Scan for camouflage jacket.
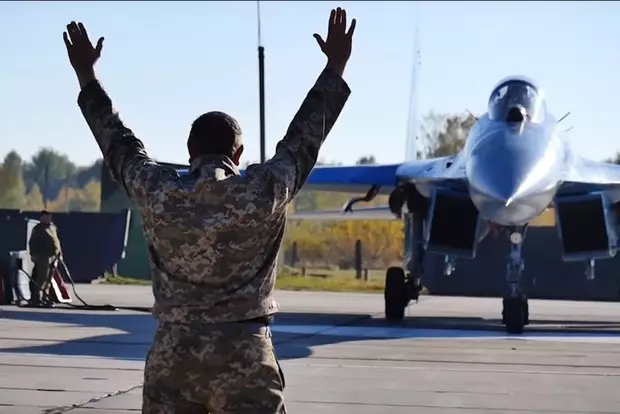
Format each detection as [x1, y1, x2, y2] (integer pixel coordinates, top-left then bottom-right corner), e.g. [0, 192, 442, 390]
[77, 67, 351, 324]
[29, 222, 62, 258]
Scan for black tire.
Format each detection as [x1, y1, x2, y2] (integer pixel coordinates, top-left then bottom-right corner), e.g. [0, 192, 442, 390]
[503, 297, 526, 334]
[385, 267, 407, 321]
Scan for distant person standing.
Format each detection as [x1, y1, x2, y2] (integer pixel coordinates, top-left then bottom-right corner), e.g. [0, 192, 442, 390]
[28, 210, 62, 307]
[61, 7, 355, 413]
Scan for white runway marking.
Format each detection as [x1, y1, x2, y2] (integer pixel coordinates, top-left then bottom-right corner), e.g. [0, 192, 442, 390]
[271, 324, 620, 343]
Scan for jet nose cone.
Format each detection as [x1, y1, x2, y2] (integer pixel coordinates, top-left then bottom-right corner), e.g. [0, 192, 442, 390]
[469, 142, 536, 203]
[466, 125, 563, 225]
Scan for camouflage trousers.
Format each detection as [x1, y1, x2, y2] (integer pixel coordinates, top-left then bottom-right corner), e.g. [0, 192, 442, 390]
[31, 256, 55, 304]
[142, 320, 286, 414]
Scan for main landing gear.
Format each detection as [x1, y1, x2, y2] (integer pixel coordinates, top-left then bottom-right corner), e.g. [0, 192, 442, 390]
[384, 212, 424, 322]
[501, 226, 530, 334]
[341, 185, 423, 321]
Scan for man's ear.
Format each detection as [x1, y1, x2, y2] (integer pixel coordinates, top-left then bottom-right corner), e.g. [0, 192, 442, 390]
[232, 145, 244, 166]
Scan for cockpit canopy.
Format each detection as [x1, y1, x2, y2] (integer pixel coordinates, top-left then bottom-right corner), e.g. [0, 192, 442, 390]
[488, 77, 546, 123]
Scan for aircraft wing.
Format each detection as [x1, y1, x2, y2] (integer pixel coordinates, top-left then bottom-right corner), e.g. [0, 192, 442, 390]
[394, 154, 467, 183]
[288, 156, 468, 222]
[302, 163, 403, 194]
[558, 156, 620, 195]
[302, 155, 466, 194]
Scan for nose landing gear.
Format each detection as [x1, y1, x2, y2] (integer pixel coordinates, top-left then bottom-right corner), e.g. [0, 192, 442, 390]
[501, 226, 529, 334]
[443, 256, 456, 276]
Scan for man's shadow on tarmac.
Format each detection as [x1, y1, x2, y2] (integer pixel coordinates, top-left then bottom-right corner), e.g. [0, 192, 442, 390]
[2, 307, 620, 362]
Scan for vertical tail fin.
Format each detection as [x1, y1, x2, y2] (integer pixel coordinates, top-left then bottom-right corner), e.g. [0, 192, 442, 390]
[405, 26, 422, 162]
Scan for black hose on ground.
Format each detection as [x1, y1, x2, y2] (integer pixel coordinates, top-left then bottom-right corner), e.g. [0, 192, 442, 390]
[13, 260, 151, 313]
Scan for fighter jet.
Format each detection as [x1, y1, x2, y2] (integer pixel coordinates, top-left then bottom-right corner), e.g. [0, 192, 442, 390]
[287, 72, 620, 335]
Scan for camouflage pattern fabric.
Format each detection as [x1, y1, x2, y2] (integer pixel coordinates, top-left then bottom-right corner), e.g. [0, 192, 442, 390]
[142, 321, 285, 413]
[76, 67, 350, 324]
[31, 256, 54, 304]
[76, 67, 350, 413]
[29, 222, 62, 258]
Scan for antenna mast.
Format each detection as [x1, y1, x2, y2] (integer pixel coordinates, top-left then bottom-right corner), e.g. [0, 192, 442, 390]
[405, 25, 421, 160]
[257, 1, 266, 163]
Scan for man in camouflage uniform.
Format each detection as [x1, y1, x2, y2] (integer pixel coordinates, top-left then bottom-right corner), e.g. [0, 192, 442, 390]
[62, 7, 356, 413]
[28, 210, 62, 307]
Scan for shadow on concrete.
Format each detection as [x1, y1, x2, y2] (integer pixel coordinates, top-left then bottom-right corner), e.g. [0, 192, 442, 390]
[1, 308, 620, 363]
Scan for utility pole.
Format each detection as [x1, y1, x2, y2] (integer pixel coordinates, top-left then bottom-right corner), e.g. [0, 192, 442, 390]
[64, 174, 70, 212]
[43, 163, 49, 210]
[257, 0, 266, 163]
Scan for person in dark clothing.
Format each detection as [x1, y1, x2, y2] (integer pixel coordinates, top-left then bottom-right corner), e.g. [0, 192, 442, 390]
[28, 210, 63, 307]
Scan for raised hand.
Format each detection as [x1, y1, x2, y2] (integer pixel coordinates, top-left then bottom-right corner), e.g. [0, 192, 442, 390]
[313, 7, 356, 75]
[63, 21, 104, 84]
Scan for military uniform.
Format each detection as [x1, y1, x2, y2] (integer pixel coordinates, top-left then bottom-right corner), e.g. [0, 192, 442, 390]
[76, 67, 350, 413]
[28, 222, 62, 305]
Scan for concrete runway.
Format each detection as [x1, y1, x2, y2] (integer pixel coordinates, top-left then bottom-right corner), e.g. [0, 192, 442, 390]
[1, 285, 620, 413]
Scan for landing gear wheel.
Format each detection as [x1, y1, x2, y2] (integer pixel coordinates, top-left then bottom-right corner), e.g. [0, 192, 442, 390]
[385, 267, 407, 321]
[502, 297, 528, 334]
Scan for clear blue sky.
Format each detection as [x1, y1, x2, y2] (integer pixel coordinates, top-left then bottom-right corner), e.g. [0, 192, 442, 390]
[1, 1, 619, 167]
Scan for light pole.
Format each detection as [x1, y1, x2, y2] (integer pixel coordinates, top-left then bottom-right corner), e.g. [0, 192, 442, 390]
[257, 1, 266, 164]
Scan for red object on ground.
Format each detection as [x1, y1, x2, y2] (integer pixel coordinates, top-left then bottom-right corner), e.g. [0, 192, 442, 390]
[50, 265, 72, 303]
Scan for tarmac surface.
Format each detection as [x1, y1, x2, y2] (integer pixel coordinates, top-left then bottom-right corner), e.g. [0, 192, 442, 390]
[1, 285, 620, 413]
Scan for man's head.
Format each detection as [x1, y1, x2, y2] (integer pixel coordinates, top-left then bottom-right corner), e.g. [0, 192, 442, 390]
[187, 111, 244, 166]
[40, 210, 52, 224]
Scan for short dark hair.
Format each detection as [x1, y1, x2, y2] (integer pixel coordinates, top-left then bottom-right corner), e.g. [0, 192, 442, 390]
[187, 111, 243, 161]
[41, 210, 50, 216]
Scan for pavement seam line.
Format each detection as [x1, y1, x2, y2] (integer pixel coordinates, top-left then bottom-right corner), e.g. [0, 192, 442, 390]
[41, 384, 142, 414]
[273, 312, 378, 347]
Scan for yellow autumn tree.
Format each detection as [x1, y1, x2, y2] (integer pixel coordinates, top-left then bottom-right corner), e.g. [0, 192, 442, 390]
[46, 179, 101, 212]
[323, 220, 404, 268]
[283, 221, 332, 265]
[78, 179, 101, 212]
[0, 151, 26, 209]
[282, 219, 404, 269]
[23, 183, 45, 211]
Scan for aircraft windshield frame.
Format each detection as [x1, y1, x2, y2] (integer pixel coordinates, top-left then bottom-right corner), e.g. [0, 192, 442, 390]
[488, 79, 546, 123]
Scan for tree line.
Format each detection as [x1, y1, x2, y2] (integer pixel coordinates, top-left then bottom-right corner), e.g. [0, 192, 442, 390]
[0, 148, 102, 213]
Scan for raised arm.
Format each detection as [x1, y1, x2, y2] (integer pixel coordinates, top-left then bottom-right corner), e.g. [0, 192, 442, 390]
[245, 8, 356, 208]
[62, 21, 169, 203]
